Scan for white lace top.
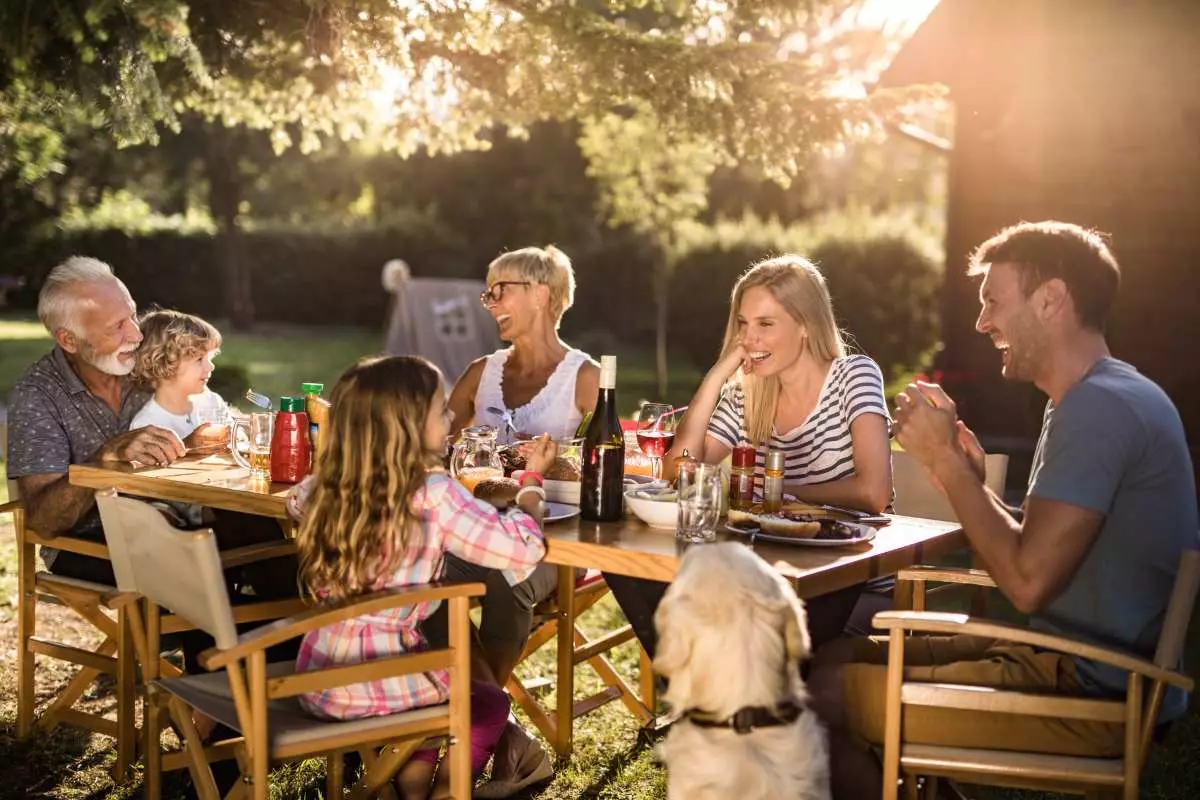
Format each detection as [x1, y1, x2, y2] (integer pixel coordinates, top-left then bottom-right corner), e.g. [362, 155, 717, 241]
[473, 348, 589, 443]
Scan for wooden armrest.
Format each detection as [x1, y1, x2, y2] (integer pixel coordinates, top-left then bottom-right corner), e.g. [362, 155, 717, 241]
[872, 611, 1194, 691]
[0, 498, 24, 515]
[25, 529, 109, 559]
[102, 590, 141, 610]
[897, 566, 997, 588]
[218, 540, 297, 569]
[200, 581, 487, 669]
[266, 650, 455, 700]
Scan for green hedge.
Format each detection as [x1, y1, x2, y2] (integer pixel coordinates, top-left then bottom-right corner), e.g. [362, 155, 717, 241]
[9, 209, 941, 383]
[666, 212, 942, 382]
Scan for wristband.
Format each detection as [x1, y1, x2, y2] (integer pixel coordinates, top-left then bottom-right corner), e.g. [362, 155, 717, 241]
[515, 485, 546, 504]
[512, 470, 545, 487]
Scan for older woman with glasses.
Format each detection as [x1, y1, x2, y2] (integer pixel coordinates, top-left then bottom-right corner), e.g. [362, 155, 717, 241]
[435, 245, 598, 797]
[450, 245, 599, 442]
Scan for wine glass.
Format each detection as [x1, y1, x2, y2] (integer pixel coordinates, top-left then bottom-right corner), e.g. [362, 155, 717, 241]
[635, 402, 677, 481]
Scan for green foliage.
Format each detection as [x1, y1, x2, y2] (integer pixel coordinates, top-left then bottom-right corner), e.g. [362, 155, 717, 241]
[58, 189, 216, 234]
[667, 208, 943, 381]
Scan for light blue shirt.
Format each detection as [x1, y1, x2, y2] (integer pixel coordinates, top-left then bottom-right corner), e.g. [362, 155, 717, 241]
[1027, 358, 1198, 722]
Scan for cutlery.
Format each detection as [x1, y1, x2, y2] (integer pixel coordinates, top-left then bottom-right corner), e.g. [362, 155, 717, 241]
[244, 388, 272, 410]
[485, 406, 519, 438]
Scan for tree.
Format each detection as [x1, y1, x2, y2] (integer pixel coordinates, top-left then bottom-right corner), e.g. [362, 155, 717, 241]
[1, 0, 920, 323]
[579, 101, 727, 396]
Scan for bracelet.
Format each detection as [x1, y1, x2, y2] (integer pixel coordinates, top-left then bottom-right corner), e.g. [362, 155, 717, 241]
[512, 470, 545, 488]
[515, 485, 546, 504]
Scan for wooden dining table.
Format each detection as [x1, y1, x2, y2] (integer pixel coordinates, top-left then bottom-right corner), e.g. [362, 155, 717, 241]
[69, 453, 965, 600]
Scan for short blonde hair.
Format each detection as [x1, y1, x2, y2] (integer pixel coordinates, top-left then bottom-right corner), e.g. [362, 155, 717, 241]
[720, 255, 847, 446]
[487, 245, 576, 326]
[132, 310, 222, 390]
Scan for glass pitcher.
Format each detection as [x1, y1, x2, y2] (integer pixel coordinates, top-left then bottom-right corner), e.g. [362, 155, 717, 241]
[451, 425, 504, 494]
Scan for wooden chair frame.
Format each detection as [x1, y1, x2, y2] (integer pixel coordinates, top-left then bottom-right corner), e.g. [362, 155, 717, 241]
[136, 582, 483, 800]
[505, 566, 656, 757]
[2, 489, 296, 784]
[877, 553, 1200, 800]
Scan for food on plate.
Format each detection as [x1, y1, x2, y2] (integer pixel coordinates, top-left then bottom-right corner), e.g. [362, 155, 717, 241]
[727, 503, 765, 525]
[473, 476, 520, 509]
[545, 455, 581, 482]
[632, 487, 678, 503]
[757, 512, 859, 540]
[499, 444, 582, 482]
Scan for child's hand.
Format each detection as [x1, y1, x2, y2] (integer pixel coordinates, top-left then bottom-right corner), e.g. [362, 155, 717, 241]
[185, 423, 229, 454]
[522, 434, 558, 476]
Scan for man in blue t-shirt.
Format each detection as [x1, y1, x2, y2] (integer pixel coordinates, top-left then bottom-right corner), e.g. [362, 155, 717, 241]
[811, 221, 1198, 798]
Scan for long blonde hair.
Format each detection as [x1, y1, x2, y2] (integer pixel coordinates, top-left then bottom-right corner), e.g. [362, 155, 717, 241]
[719, 256, 846, 446]
[297, 356, 443, 601]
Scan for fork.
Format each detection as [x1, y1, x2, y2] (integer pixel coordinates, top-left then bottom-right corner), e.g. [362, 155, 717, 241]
[244, 388, 272, 410]
[485, 406, 519, 438]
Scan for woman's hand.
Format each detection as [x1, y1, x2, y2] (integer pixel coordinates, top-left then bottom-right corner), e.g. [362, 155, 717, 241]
[522, 434, 558, 475]
[711, 342, 749, 382]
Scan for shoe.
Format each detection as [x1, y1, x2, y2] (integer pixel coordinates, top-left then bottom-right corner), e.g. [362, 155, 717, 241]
[474, 722, 554, 799]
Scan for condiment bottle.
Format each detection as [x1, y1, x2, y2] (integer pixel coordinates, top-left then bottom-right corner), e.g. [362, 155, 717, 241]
[270, 396, 312, 484]
[762, 448, 785, 513]
[728, 444, 756, 511]
[672, 448, 697, 491]
[301, 382, 330, 453]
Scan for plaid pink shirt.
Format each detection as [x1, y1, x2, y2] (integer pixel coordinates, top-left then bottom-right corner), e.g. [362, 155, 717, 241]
[294, 472, 545, 720]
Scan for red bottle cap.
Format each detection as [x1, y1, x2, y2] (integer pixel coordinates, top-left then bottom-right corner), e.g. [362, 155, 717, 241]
[732, 445, 756, 468]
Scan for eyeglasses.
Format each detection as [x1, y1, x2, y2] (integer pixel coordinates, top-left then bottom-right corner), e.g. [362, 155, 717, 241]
[480, 281, 531, 305]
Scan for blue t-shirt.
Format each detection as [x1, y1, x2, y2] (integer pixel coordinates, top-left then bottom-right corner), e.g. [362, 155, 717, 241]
[1027, 358, 1198, 722]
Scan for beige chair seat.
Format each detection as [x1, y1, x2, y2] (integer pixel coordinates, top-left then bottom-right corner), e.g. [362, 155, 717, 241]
[35, 570, 117, 595]
[156, 661, 449, 753]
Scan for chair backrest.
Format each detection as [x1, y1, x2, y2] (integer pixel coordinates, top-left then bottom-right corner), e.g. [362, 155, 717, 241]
[95, 489, 240, 649]
[891, 450, 1009, 522]
[1153, 549, 1200, 669]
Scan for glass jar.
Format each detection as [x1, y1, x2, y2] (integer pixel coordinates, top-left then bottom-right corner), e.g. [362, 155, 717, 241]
[762, 448, 786, 513]
[451, 425, 505, 493]
[728, 444, 756, 511]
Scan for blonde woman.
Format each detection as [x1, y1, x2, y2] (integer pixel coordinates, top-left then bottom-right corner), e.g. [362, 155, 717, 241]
[445, 245, 597, 796]
[449, 245, 599, 441]
[609, 256, 893, 659]
[667, 255, 892, 511]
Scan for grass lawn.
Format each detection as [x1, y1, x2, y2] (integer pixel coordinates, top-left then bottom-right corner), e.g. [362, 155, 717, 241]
[1, 315, 1197, 799]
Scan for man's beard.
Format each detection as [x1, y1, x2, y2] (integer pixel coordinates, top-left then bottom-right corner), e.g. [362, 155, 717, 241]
[79, 339, 138, 376]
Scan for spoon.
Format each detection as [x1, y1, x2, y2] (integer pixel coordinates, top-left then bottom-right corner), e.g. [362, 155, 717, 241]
[485, 406, 519, 438]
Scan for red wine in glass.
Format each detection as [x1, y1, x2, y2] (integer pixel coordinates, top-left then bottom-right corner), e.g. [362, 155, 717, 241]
[636, 429, 675, 458]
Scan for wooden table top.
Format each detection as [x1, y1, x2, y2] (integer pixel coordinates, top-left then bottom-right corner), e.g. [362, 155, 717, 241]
[70, 456, 965, 598]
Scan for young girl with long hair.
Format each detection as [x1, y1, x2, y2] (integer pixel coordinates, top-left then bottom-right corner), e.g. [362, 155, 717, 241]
[294, 355, 555, 800]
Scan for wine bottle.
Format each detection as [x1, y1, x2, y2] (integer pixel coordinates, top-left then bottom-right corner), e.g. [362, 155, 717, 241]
[580, 355, 624, 521]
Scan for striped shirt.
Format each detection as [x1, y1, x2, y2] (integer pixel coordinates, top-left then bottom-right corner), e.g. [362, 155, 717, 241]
[294, 471, 545, 720]
[706, 354, 890, 490]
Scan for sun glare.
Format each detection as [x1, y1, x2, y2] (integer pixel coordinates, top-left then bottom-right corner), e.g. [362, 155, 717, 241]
[856, 0, 939, 33]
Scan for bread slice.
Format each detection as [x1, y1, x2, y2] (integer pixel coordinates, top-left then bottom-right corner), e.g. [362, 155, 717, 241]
[757, 512, 822, 539]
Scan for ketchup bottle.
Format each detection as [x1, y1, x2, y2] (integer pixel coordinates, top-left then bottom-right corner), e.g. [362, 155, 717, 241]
[270, 396, 312, 484]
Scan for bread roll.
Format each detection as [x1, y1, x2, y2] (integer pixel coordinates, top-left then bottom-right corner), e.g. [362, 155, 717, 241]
[474, 476, 520, 509]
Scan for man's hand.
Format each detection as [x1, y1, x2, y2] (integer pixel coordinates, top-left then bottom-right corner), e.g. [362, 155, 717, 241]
[955, 420, 988, 483]
[184, 422, 229, 454]
[893, 381, 961, 472]
[99, 426, 186, 466]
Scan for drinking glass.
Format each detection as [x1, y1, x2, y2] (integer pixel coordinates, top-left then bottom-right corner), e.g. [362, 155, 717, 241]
[676, 462, 722, 543]
[635, 402, 676, 481]
[231, 412, 274, 479]
[190, 396, 231, 451]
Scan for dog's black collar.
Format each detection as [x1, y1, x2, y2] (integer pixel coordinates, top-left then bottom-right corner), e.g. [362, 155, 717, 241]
[682, 700, 804, 735]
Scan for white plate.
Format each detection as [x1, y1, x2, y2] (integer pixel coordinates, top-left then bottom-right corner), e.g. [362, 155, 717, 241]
[544, 501, 581, 523]
[724, 521, 876, 547]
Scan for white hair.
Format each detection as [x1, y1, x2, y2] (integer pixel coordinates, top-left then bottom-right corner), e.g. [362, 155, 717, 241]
[381, 259, 411, 293]
[37, 256, 124, 335]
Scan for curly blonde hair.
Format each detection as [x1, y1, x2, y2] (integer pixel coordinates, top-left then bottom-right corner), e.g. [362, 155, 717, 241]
[131, 310, 222, 390]
[297, 356, 444, 602]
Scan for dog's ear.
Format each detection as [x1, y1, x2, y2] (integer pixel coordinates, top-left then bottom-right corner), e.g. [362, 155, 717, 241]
[653, 590, 694, 679]
[777, 575, 812, 662]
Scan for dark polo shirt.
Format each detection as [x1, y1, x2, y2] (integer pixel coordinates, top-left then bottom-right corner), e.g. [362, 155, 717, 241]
[7, 347, 150, 560]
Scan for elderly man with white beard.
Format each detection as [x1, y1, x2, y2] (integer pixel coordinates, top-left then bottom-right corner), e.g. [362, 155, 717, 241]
[7, 257, 293, 604]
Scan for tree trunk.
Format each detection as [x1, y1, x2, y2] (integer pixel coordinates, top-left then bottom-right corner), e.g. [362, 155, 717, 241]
[653, 260, 671, 398]
[204, 125, 254, 330]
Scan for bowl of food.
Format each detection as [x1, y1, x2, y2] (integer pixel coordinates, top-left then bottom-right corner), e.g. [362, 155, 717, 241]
[501, 436, 584, 504]
[623, 486, 679, 530]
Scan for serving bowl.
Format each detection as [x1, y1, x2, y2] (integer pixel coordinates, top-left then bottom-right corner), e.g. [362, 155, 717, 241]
[624, 486, 679, 530]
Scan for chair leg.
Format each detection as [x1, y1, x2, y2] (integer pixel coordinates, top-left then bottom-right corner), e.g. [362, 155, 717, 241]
[326, 750, 344, 799]
[553, 565, 576, 757]
[348, 741, 421, 800]
[145, 686, 166, 800]
[112, 607, 138, 782]
[639, 643, 656, 713]
[16, 531, 36, 739]
[170, 696, 223, 800]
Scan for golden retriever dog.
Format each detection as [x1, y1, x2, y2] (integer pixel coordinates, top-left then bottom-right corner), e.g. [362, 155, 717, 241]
[654, 542, 831, 800]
